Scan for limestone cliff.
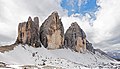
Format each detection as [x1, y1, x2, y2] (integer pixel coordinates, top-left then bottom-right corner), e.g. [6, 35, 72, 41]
[15, 17, 41, 47]
[39, 11, 64, 49]
[13, 11, 94, 53]
[64, 22, 86, 53]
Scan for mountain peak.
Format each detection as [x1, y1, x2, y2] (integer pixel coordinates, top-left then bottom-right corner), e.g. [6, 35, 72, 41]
[1, 11, 93, 53]
[51, 11, 58, 15]
[15, 16, 41, 47]
[28, 16, 32, 21]
[64, 22, 86, 53]
[40, 11, 64, 49]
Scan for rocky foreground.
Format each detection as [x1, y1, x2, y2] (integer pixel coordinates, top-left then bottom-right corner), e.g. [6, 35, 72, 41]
[0, 45, 120, 69]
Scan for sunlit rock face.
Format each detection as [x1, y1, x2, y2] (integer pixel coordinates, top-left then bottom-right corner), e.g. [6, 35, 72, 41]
[39, 11, 64, 49]
[64, 22, 86, 53]
[15, 17, 41, 47]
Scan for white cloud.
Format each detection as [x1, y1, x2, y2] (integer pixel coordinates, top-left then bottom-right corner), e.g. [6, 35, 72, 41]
[92, 0, 120, 50]
[0, 0, 66, 44]
[62, 0, 120, 51]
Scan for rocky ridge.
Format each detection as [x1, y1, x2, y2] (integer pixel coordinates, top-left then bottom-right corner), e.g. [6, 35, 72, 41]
[0, 11, 94, 53]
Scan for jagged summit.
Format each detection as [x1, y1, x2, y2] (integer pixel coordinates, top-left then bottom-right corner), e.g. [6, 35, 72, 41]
[51, 11, 58, 15]
[34, 17, 39, 24]
[15, 16, 41, 47]
[0, 11, 93, 54]
[0, 11, 95, 53]
[28, 16, 32, 21]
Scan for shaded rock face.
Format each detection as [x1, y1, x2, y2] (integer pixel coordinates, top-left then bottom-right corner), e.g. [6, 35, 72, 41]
[64, 22, 86, 53]
[16, 17, 41, 47]
[40, 11, 64, 49]
[86, 40, 95, 53]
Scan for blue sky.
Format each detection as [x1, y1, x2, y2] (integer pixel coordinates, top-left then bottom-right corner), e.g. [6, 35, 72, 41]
[60, 0, 100, 20]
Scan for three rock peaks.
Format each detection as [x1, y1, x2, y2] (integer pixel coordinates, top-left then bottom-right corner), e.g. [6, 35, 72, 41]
[15, 11, 94, 53]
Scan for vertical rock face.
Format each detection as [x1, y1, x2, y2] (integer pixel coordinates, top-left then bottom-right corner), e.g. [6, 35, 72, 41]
[16, 17, 41, 47]
[64, 22, 86, 53]
[86, 40, 95, 53]
[39, 11, 64, 49]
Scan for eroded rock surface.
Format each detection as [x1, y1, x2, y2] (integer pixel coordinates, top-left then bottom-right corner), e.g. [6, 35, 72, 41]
[15, 17, 41, 47]
[39, 11, 64, 49]
[64, 22, 86, 53]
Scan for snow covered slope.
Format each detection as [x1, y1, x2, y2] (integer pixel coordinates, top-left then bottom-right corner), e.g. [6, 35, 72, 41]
[107, 50, 120, 61]
[0, 45, 119, 69]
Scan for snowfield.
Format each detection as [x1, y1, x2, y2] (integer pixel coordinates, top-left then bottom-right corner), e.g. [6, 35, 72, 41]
[0, 44, 120, 69]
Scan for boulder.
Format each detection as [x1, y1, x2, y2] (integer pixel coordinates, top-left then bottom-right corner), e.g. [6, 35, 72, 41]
[64, 22, 86, 53]
[39, 11, 64, 49]
[0, 62, 6, 67]
[15, 16, 41, 47]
